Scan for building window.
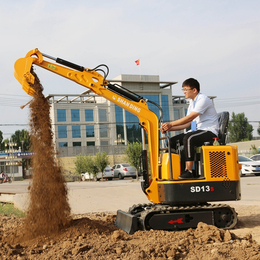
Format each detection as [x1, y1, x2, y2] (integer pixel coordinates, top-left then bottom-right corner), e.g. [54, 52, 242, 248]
[161, 95, 170, 122]
[59, 142, 68, 147]
[71, 109, 80, 122]
[99, 109, 107, 122]
[126, 121, 141, 143]
[72, 125, 81, 138]
[174, 108, 180, 120]
[58, 126, 67, 138]
[86, 125, 94, 137]
[115, 105, 124, 141]
[100, 125, 108, 137]
[85, 109, 94, 121]
[100, 141, 109, 146]
[125, 111, 141, 143]
[123, 94, 159, 143]
[174, 109, 181, 135]
[87, 141, 95, 146]
[57, 109, 66, 122]
[143, 94, 160, 117]
[5, 165, 18, 174]
[73, 142, 81, 147]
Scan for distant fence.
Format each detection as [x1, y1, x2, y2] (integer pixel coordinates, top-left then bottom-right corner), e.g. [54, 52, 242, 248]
[56, 144, 259, 158]
[57, 145, 126, 157]
[238, 151, 258, 158]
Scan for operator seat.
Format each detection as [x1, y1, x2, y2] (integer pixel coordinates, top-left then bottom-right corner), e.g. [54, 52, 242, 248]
[217, 111, 229, 145]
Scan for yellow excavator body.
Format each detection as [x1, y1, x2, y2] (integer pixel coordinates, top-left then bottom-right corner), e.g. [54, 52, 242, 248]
[14, 49, 241, 234]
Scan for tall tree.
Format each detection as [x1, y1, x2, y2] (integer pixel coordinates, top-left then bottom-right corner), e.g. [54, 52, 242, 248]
[124, 141, 142, 180]
[85, 155, 99, 179]
[228, 112, 253, 142]
[11, 129, 30, 152]
[74, 153, 88, 175]
[95, 152, 110, 181]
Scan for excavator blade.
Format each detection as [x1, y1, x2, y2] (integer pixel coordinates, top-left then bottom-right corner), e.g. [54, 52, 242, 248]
[14, 56, 36, 96]
[115, 210, 138, 235]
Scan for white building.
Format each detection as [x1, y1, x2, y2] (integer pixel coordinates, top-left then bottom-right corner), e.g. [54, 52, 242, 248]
[47, 74, 191, 157]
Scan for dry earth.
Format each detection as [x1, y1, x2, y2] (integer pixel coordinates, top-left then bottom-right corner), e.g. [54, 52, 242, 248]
[0, 204, 260, 260]
[7, 61, 260, 259]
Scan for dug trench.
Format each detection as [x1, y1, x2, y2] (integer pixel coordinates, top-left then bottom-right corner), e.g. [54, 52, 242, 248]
[0, 70, 260, 259]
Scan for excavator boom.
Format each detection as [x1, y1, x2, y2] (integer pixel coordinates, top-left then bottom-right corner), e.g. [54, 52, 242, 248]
[14, 48, 160, 202]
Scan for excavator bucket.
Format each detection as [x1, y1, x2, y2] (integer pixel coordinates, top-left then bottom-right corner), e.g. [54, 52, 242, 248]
[14, 48, 43, 96]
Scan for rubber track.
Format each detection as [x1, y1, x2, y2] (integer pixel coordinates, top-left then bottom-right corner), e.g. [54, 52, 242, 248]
[128, 203, 238, 230]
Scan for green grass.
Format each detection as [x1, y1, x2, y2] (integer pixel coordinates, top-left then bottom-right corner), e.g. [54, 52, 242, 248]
[0, 203, 25, 217]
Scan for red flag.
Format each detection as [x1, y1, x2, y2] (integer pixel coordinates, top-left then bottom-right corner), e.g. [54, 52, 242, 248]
[135, 59, 140, 65]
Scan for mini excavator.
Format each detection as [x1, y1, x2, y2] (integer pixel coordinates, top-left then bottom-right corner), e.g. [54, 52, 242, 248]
[14, 49, 241, 234]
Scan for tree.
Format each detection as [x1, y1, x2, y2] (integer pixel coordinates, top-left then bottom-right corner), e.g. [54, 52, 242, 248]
[95, 152, 110, 181]
[257, 122, 260, 136]
[75, 154, 106, 181]
[228, 112, 253, 142]
[74, 154, 88, 175]
[85, 155, 99, 179]
[11, 129, 30, 152]
[124, 141, 142, 180]
[0, 130, 4, 151]
[2, 130, 31, 171]
[250, 145, 259, 156]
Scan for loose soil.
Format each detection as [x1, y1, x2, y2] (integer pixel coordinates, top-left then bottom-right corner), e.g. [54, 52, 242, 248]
[13, 69, 71, 241]
[24, 69, 71, 239]
[1, 207, 260, 259]
[1, 69, 259, 259]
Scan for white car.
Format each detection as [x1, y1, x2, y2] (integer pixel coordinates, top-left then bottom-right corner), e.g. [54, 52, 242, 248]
[238, 155, 260, 177]
[250, 154, 260, 161]
[112, 163, 137, 179]
[81, 166, 114, 181]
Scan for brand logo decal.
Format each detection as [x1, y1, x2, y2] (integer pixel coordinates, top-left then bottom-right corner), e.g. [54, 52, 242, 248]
[168, 218, 183, 224]
[190, 185, 214, 193]
[116, 97, 141, 113]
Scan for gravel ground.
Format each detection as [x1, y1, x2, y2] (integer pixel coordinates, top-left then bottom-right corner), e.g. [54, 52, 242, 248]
[1, 205, 260, 259]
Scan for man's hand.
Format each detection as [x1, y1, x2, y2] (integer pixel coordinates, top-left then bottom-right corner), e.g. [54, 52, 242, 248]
[160, 122, 173, 133]
[161, 121, 192, 133]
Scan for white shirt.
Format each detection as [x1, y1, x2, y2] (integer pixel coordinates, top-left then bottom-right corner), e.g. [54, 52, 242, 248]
[187, 93, 219, 136]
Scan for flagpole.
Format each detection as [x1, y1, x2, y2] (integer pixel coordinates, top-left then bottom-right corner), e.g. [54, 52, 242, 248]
[139, 60, 141, 81]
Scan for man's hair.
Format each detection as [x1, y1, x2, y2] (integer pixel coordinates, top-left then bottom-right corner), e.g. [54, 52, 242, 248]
[182, 78, 200, 92]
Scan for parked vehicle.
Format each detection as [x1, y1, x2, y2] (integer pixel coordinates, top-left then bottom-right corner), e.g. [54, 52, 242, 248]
[0, 174, 12, 184]
[112, 163, 137, 179]
[0, 172, 12, 184]
[239, 155, 260, 176]
[250, 154, 260, 161]
[81, 166, 114, 181]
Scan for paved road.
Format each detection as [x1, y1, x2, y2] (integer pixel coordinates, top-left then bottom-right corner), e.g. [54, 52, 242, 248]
[0, 176, 259, 214]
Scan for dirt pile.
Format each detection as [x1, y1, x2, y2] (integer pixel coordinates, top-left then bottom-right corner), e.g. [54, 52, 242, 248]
[22, 69, 71, 239]
[0, 213, 260, 259]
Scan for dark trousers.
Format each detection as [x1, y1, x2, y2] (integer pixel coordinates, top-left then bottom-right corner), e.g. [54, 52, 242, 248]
[169, 130, 217, 161]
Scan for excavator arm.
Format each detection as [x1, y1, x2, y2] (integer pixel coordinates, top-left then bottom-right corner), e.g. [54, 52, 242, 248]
[14, 48, 161, 203]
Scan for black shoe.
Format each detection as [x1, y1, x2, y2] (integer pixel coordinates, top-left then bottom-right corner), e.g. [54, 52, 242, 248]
[178, 170, 194, 179]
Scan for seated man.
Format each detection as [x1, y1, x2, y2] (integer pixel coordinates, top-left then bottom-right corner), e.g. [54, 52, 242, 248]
[161, 78, 219, 179]
[0, 171, 5, 180]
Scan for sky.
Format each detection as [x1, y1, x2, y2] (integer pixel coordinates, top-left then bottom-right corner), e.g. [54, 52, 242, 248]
[0, 0, 259, 139]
